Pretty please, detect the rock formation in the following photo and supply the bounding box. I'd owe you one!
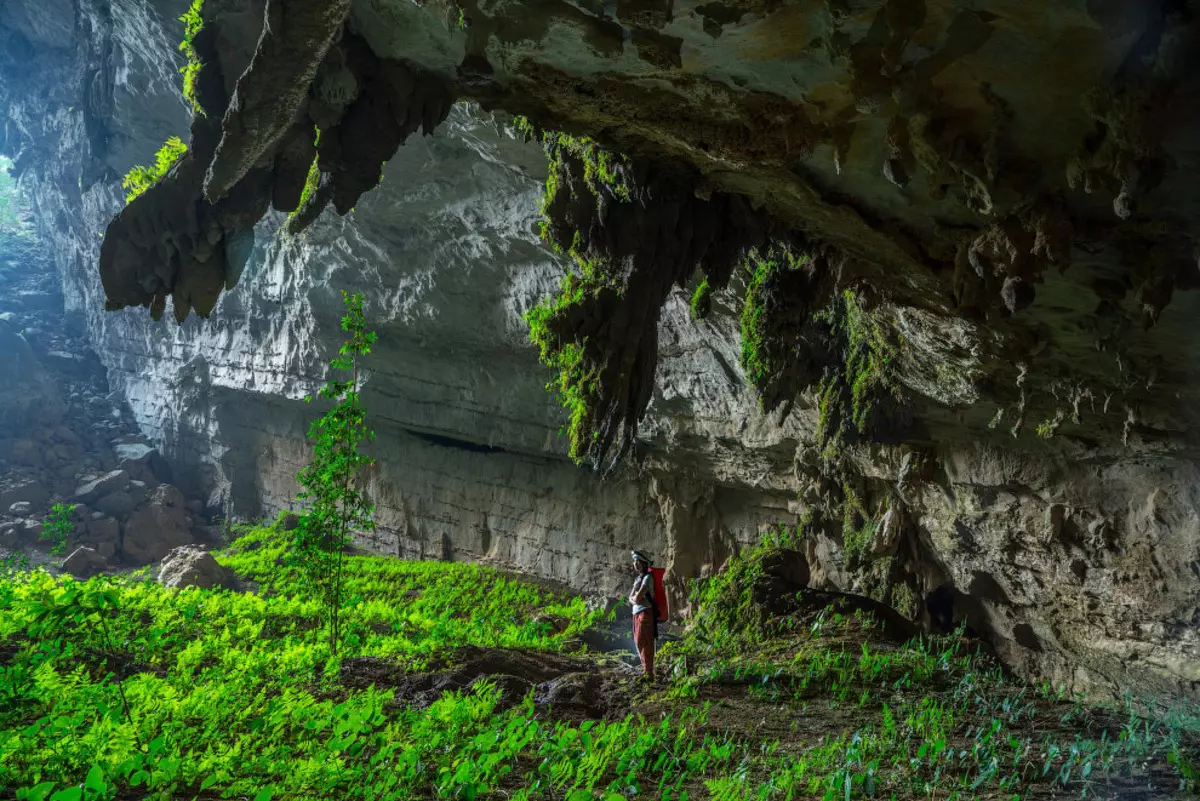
[0,0,1197,706]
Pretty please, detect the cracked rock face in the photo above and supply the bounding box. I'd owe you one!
[1,0,1198,705]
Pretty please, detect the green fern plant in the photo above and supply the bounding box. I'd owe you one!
[179,0,205,116]
[121,137,187,203]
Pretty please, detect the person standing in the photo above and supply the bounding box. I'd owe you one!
[629,550,657,682]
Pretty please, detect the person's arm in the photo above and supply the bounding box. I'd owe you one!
[630,575,650,607]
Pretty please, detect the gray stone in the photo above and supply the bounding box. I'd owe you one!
[95,491,136,520]
[85,516,120,551]
[74,470,129,504]
[7,502,32,516]
[62,547,107,580]
[157,546,238,590]
[121,484,193,564]
[0,479,48,512]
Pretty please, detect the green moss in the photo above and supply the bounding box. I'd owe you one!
[738,246,809,389]
[682,522,807,650]
[179,0,205,116]
[522,130,635,463]
[538,131,632,213]
[120,137,188,203]
[1036,411,1064,439]
[286,128,322,228]
[524,247,621,463]
[814,289,899,463]
[840,483,875,570]
[689,278,712,321]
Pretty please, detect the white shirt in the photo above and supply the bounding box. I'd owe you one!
[631,573,655,615]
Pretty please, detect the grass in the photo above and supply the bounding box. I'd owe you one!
[120,137,187,204]
[2,525,1194,800]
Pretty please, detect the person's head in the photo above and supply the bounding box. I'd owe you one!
[631,550,652,574]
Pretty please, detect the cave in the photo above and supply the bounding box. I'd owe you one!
[0,0,1198,795]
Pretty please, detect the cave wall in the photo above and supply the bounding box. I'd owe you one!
[0,0,1195,705]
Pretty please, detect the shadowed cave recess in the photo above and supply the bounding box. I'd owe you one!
[0,0,1198,714]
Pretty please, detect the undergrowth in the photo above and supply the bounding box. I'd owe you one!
[0,525,606,799]
[658,534,1199,800]
[1,525,1195,799]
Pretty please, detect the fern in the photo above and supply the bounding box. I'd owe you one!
[121,137,188,203]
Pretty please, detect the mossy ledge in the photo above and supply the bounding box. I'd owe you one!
[521,122,769,471]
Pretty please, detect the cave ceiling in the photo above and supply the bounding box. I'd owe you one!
[93,0,1200,464]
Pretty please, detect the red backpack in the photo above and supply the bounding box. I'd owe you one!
[649,567,669,623]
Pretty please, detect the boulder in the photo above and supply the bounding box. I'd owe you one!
[62,546,108,580]
[127,480,148,506]
[113,442,170,482]
[157,546,238,590]
[121,484,193,564]
[0,479,48,512]
[74,470,129,504]
[95,491,136,520]
[8,502,32,516]
[84,516,120,554]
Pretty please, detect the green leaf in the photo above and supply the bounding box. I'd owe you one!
[200,775,219,791]
[253,790,273,801]
[49,789,81,801]
[19,783,55,801]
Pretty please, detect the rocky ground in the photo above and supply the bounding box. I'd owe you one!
[0,233,216,574]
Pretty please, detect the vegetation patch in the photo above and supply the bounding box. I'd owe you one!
[0,526,607,800]
[690,277,713,321]
[120,137,187,204]
[286,128,323,230]
[521,129,632,465]
[179,0,205,116]
[2,523,1195,799]
[659,534,1199,800]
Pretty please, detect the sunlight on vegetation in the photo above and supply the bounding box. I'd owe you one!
[2,522,1193,799]
[0,525,605,799]
[179,0,205,116]
[120,137,187,204]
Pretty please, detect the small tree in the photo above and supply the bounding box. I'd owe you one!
[42,502,77,557]
[292,291,377,655]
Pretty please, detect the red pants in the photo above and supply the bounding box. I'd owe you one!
[633,610,655,678]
